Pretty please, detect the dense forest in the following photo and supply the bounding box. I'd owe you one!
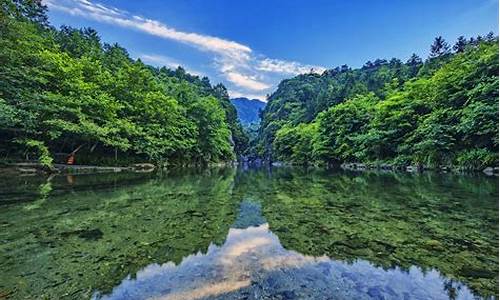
[0,0,248,167]
[254,34,499,170]
[1,1,498,171]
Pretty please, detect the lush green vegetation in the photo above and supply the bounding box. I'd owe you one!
[1,1,497,169]
[0,0,248,167]
[255,35,498,169]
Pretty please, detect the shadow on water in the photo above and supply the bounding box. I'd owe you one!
[0,167,497,299]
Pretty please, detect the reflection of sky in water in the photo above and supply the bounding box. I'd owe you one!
[94,201,478,300]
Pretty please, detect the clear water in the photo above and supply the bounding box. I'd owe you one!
[0,167,497,299]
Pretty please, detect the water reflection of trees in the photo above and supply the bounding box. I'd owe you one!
[1,168,240,299]
[1,167,497,299]
[234,167,498,297]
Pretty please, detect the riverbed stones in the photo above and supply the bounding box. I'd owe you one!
[406,165,419,172]
[132,163,155,172]
[482,167,498,176]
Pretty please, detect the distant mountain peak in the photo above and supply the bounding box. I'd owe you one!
[232,97,266,103]
[231,97,266,125]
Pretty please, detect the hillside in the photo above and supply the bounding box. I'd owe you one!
[254,35,499,170]
[0,1,248,166]
[231,97,266,125]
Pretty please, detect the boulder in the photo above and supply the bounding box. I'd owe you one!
[132,163,155,172]
[355,163,366,170]
[483,167,494,175]
[379,164,393,170]
[406,166,418,172]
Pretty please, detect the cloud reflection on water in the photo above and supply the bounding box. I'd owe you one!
[94,222,477,300]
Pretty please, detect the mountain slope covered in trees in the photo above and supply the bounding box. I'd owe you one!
[0,0,248,167]
[1,1,497,170]
[254,35,498,170]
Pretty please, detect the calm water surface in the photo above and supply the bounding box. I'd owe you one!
[0,167,497,299]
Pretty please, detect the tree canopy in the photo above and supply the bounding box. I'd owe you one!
[255,34,498,170]
[0,0,248,166]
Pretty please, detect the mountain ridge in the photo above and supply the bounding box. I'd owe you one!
[231,97,266,125]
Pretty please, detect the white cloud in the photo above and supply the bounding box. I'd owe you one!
[44,0,326,95]
[225,72,271,91]
[44,0,251,57]
[140,54,181,69]
[257,58,326,75]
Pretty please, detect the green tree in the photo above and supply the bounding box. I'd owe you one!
[429,36,451,58]
[313,93,377,163]
[188,97,234,164]
[0,0,247,166]
[453,36,468,53]
[257,35,498,170]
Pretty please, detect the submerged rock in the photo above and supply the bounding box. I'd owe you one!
[367,286,385,299]
[406,165,418,172]
[423,239,444,251]
[132,163,155,173]
[482,167,498,176]
[17,168,39,173]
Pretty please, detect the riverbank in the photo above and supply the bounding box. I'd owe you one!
[339,162,499,176]
[0,162,156,175]
[261,160,499,176]
[0,160,242,175]
[2,159,497,177]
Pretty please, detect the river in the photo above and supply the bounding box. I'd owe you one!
[0,167,497,299]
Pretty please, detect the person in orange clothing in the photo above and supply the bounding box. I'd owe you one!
[66,153,75,165]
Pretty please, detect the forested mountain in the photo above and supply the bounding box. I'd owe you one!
[0,0,248,167]
[255,35,499,169]
[231,98,266,125]
[1,1,497,170]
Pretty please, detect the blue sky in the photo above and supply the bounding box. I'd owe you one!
[44,0,498,100]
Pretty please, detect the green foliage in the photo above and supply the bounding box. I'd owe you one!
[0,1,247,165]
[406,109,456,166]
[273,122,317,165]
[314,93,377,163]
[455,148,497,170]
[258,35,498,169]
[0,98,19,128]
[256,55,421,160]
[19,139,53,167]
[188,96,234,163]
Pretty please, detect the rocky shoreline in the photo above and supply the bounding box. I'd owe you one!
[0,162,156,175]
[340,162,499,176]
[2,160,498,176]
